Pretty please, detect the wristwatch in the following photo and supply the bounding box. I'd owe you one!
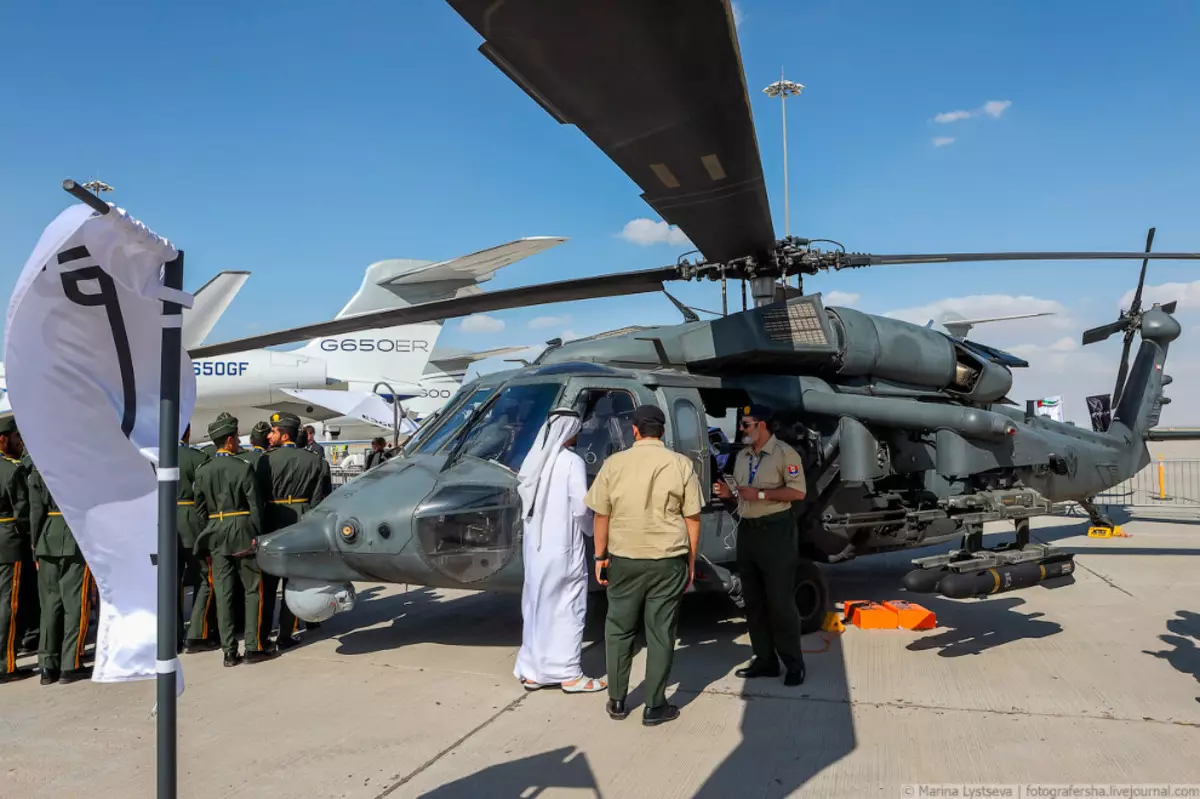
[593,552,609,562]
[757,490,765,500]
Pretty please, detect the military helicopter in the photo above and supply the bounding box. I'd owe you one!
[191,0,1200,632]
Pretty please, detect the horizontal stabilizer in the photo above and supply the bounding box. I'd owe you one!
[427,345,529,377]
[183,271,251,350]
[276,388,420,432]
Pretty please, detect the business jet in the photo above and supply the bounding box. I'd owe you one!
[187,237,563,439]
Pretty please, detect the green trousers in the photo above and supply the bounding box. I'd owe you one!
[604,555,688,709]
[737,510,805,672]
[0,561,25,674]
[212,554,263,656]
[182,550,219,646]
[37,555,92,673]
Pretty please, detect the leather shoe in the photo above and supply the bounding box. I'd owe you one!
[606,699,628,720]
[244,649,278,665]
[642,704,680,726]
[784,665,806,687]
[40,669,60,685]
[223,652,243,668]
[59,666,93,684]
[735,659,780,679]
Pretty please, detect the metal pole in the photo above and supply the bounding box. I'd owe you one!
[782,90,789,240]
[157,250,184,799]
[373,381,399,448]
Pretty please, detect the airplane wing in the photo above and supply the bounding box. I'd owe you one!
[426,345,530,378]
[274,388,419,432]
[182,271,251,350]
[942,311,1054,339]
[373,238,567,305]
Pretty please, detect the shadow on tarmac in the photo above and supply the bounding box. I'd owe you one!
[1143,609,1200,704]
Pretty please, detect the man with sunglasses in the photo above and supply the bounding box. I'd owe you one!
[713,404,807,686]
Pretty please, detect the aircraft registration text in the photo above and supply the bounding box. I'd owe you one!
[194,361,250,377]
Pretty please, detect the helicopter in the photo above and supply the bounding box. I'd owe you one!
[189,0,1200,632]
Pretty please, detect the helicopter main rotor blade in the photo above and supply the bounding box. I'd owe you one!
[444,0,776,265]
[1112,331,1135,407]
[189,267,676,359]
[1128,227,1156,317]
[847,250,1200,267]
[1081,319,1125,346]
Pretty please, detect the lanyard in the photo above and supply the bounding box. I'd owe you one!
[747,452,761,485]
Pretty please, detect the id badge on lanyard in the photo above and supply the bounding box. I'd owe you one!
[747,453,761,486]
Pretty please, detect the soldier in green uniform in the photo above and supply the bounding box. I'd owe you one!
[15,448,39,657]
[0,414,33,683]
[28,459,93,684]
[712,404,808,686]
[586,405,702,726]
[193,415,275,666]
[179,425,219,653]
[257,411,329,649]
[198,412,235,457]
[239,421,271,469]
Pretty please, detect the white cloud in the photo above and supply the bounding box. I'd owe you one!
[731,1,745,26]
[933,99,1013,124]
[460,314,505,334]
[933,136,956,147]
[822,290,860,307]
[934,110,972,124]
[885,294,1071,330]
[1118,279,1200,312]
[982,99,1013,118]
[528,315,569,329]
[618,218,692,247]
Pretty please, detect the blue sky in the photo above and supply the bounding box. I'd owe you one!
[2,1,1199,424]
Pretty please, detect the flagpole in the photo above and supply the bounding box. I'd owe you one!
[62,178,182,797]
[156,250,184,799]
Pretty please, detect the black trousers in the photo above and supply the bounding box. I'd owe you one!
[737,510,805,672]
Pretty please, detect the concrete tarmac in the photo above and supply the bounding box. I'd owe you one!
[4,510,1200,798]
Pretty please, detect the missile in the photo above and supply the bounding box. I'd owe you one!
[902,566,949,593]
[936,555,1075,599]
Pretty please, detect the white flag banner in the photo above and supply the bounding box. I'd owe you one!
[4,202,196,689]
[1034,395,1064,423]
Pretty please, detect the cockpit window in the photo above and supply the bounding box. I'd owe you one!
[457,382,563,471]
[408,385,497,456]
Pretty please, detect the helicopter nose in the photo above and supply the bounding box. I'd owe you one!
[257,511,363,583]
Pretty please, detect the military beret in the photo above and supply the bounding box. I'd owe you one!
[251,421,271,436]
[632,405,666,428]
[742,403,774,421]
[207,416,238,441]
[269,411,301,429]
[0,414,16,436]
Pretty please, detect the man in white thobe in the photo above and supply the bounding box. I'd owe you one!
[514,408,605,692]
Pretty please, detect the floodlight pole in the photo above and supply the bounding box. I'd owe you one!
[763,71,804,287]
[63,178,180,799]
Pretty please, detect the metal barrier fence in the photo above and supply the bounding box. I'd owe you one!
[1093,458,1200,511]
[330,465,365,489]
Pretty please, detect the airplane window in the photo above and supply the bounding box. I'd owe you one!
[573,389,636,482]
[410,385,497,456]
[458,382,563,471]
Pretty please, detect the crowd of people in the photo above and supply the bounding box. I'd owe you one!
[3,398,813,723]
[513,402,810,726]
[0,409,335,683]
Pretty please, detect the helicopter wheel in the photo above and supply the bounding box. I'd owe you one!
[794,558,829,635]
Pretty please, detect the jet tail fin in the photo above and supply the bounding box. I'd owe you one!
[426,345,529,379]
[182,271,251,350]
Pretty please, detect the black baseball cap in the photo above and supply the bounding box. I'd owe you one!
[742,403,774,421]
[632,404,666,427]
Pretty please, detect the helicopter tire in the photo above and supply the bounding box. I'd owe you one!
[794,557,829,635]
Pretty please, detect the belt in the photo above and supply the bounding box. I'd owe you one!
[270,497,309,505]
[211,511,250,520]
[48,512,62,517]
[0,516,14,523]
[177,500,195,506]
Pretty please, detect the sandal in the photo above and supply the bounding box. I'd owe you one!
[520,677,547,691]
[561,677,607,694]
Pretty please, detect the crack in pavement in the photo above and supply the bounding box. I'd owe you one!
[373,692,529,798]
[673,685,1200,728]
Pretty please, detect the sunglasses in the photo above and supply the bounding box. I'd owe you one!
[739,420,760,429]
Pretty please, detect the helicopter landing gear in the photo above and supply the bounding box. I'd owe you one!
[1077,497,1116,531]
[794,558,830,635]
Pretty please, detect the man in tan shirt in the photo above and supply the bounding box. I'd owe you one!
[586,404,702,726]
[713,404,808,686]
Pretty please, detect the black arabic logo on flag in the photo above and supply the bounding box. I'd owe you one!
[57,245,137,438]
